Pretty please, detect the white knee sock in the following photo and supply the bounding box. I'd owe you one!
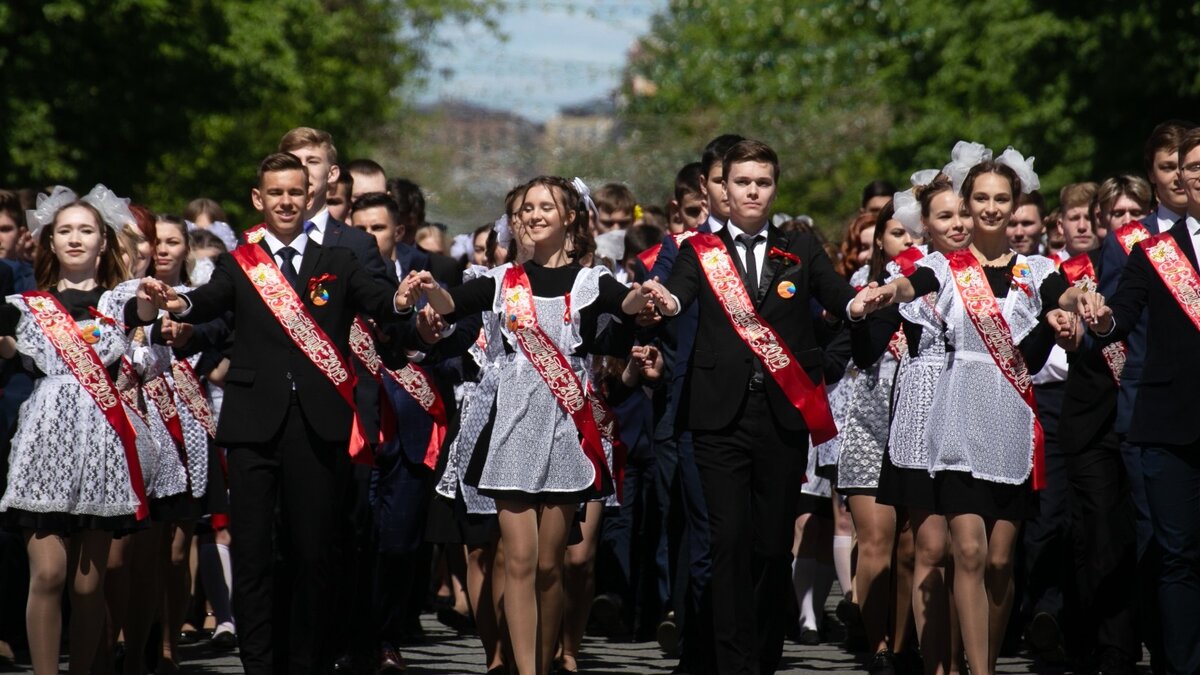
[199,542,235,628]
[793,557,818,631]
[833,535,854,601]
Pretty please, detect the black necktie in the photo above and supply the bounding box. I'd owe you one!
[736,233,762,298]
[276,246,301,291]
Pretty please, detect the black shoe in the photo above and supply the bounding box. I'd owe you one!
[1026,611,1067,665]
[798,627,821,645]
[657,615,680,655]
[210,628,238,650]
[867,649,897,675]
[436,607,476,634]
[589,593,624,637]
[836,599,868,653]
[332,654,357,673]
[893,648,924,675]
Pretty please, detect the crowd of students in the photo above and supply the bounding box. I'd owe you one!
[0,118,1198,675]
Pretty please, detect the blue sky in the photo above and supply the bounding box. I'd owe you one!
[417,1,665,122]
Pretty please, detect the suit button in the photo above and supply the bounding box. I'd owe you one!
[286,372,293,380]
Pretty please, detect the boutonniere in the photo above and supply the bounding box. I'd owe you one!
[307,273,337,306]
[88,306,125,331]
[1007,263,1033,297]
[768,247,801,266]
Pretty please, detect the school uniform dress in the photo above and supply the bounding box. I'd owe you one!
[903,252,1065,519]
[0,286,155,533]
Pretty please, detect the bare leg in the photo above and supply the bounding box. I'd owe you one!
[984,519,1020,673]
[910,510,951,675]
[892,513,915,654]
[25,531,68,675]
[160,522,194,671]
[493,537,513,671]
[948,513,990,675]
[535,504,573,675]
[497,502,539,675]
[97,533,131,674]
[847,494,897,655]
[67,529,114,675]
[560,501,602,671]
[121,524,164,675]
[467,542,504,670]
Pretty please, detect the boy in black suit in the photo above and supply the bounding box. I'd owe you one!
[136,152,417,675]
[645,140,873,674]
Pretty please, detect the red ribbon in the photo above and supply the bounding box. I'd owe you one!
[689,234,838,444]
[503,265,609,490]
[231,242,372,466]
[24,292,149,519]
[768,246,801,266]
[946,250,1045,489]
[1115,222,1151,255]
[307,272,337,296]
[1139,233,1200,333]
[892,246,925,276]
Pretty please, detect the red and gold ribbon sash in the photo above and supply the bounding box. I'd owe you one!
[349,318,448,469]
[144,373,192,493]
[689,233,838,444]
[24,292,148,519]
[588,386,627,502]
[502,265,609,490]
[893,246,925,277]
[117,357,148,425]
[1115,221,1151,255]
[231,241,372,465]
[172,359,218,439]
[637,229,698,272]
[946,251,1045,489]
[1140,233,1200,332]
[886,329,908,361]
[1060,253,1127,384]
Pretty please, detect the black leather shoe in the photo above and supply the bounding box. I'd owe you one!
[867,649,897,675]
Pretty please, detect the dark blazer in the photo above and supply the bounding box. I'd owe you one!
[1098,213,1161,435]
[177,240,411,446]
[667,225,856,432]
[1060,247,1118,453]
[1099,221,1200,446]
[395,242,462,288]
[323,216,396,286]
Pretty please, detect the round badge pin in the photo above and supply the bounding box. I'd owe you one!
[777,281,796,299]
[312,285,330,306]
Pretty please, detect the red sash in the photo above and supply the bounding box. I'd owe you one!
[117,357,148,425]
[1140,234,1200,332]
[144,373,191,492]
[502,266,608,490]
[1115,222,1152,255]
[349,318,448,469]
[893,246,925,277]
[1060,253,1127,384]
[172,360,218,439]
[588,387,627,502]
[637,230,698,272]
[230,241,371,465]
[946,251,1045,489]
[24,292,148,519]
[689,234,838,444]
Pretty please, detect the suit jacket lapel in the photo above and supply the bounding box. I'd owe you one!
[756,226,787,307]
[717,226,751,282]
[297,241,324,300]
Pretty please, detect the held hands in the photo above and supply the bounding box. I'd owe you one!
[394,271,426,311]
[623,344,664,386]
[621,281,656,316]
[1073,289,1113,331]
[639,278,676,316]
[1046,309,1082,352]
[849,282,896,319]
[416,306,447,345]
[136,277,184,321]
[159,317,194,348]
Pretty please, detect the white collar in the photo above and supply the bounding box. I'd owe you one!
[1187,214,1200,237]
[1157,204,1182,227]
[308,207,330,234]
[261,229,309,256]
[706,214,726,233]
[727,220,770,240]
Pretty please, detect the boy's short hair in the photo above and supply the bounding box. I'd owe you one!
[1178,127,1200,168]
[257,152,309,188]
[1016,190,1047,220]
[674,162,704,202]
[1059,182,1098,212]
[0,190,26,229]
[278,126,338,164]
[346,158,386,180]
[722,139,779,181]
[700,134,745,177]
[1143,119,1196,174]
[593,183,636,214]
[351,191,402,226]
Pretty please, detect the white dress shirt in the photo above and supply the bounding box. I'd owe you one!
[305,207,331,245]
[705,214,726,233]
[1156,204,1182,234]
[728,221,770,278]
[261,230,310,274]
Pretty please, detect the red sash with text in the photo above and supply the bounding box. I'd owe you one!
[1140,234,1200,332]
[1115,222,1152,255]
[689,234,838,444]
[349,318,448,470]
[502,266,609,490]
[588,387,627,502]
[1060,253,1127,384]
[231,241,372,465]
[144,373,192,492]
[24,292,148,519]
[637,230,698,272]
[946,251,1045,489]
[172,360,218,439]
[117,357,148,425]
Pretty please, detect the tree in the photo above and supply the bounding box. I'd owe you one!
[616,0,1200,235]
[0,0,496,225]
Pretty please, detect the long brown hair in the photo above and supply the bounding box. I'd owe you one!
[34,201,129,290]
[836,212,876,279]
[519,176,594,263]
[867,201,896,281]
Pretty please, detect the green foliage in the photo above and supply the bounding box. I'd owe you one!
[617,0,1200,236]
[0,0,496,225]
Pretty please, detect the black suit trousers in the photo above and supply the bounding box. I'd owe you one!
[227,395,350,675]
[693,390,805,675]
